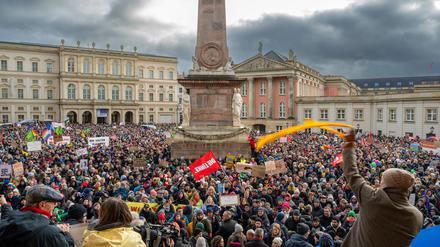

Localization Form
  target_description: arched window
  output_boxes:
[83,84,91,100]
[241,104,248,118]
[67,58,75,72]
[259,103,266,118]
[126,62,132,76]
[112,60,119,75]
[67,84,76,100]
[98,85,105,100]
[112,86,119,100]
[279,102,286,118]
[125,86,133,101]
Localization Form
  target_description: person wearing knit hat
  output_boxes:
[340,130,423,247]
[284,223,312,247]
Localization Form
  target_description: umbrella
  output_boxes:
[410,225,440,247]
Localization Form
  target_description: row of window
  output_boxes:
[2,114,54,123]
[0,88,50,100]
[0,60,54,73]
[303,108,438,122]
[240,80,288,97]
[67,84,174,102]
[65,58,174,79]
[239,102,287,119]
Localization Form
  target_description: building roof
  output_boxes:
[351,76,440,89]
[264,51,288,63]
[0,40,177,60]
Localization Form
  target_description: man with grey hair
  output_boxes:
[341,130,423,247]
[0,184,74,247]
[245,228,269,247]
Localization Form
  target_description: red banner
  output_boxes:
[332,153,343,167]
[189,151,221,181]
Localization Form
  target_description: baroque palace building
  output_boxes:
[234,49,440,138]
[0,40,182,124]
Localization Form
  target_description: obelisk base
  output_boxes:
[170,126,251,159]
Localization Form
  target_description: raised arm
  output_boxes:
[342,131,377,205]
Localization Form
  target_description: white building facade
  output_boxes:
[0,41,182,124]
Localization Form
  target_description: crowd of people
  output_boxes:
[0,122,439,247]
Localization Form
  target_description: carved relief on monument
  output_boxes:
[234,57,291,72]
[199,42,224,69]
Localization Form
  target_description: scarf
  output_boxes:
[21,206,52,219]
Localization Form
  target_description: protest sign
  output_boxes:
[235,163,253,174]
[129,146,140,152]
[265,160,276,171]
[252,165,266,178]
[76,148,88,157]
[275,160,288,174]
[13,162,24,177]
[279,137,288,143]
[88,137,110,147]
[409,193,416,205]
[164,131,171,139]
[219,195,239,206]
[70,223,88,247]
[0,164,12,178]
[225,154,235,164]
[80,159,88,170]
[133,158,145,168]
[48,136,71,145]
[27,141,42,152]
[52,122,65,129]
[217,183,224,193]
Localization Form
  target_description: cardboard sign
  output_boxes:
[279,137,288,143]
[235,163,253,174]
[13,162,24,177]
[76,148,88,157]
[275,160,288,174]
[27,141,42,152]
[133,158,145,167]
[88,137,110,147]
[252,165,266,178]
[48,136,71,145]
[219,195,240,206]
[265,160,276,171]
[0,164,12,178]
[80,159,88,170]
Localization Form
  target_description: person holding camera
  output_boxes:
[82,197,146,247]
[0,184,74,247]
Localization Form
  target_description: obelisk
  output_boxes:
[171,0,250,159]
[195,0,229,71]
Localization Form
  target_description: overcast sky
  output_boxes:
[1,0,440,78]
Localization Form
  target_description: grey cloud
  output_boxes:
[1,0,440,78]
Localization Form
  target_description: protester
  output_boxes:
[285,223,313,247]
[340,130,423,247]
[0,185,73,247]
[246,228,269,247]
[0,122,439,247]
[82,197,145,247]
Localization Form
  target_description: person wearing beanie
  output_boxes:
[341,131,423,247]
[274,212,289,239]
[284,223,313,247]
[66,203,87,225]
[227,224,247,247]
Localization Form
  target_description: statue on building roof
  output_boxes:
[258,41,263,54]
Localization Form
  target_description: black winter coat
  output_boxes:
[0,209,74,247]
[284,234,313,247]
[217,219,237,241]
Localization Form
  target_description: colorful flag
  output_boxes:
[25,130,36,142]
[189,151,221,181]
[332,153,343,167]
[31,129,38,137]
[55,126,63,136]
[42,129,52,141]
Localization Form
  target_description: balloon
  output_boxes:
[256,119,353,151]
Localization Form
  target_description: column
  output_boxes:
[288,76,294,117]
[267,77,273,119]
[248,78,255,118]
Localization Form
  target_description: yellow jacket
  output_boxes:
[82,226,146,247]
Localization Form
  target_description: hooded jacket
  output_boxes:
[82,222,146,247]
[341,147,423,247]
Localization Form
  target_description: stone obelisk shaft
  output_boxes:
[195,0,229,70]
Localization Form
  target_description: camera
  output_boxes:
[134,223,180,247]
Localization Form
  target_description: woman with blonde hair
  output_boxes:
[191,191,203,208]
[82,197,145,247]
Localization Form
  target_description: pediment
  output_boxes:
[233,55,293,72]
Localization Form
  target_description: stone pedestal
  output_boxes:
[171,75,250,159]
[170,126,250,159]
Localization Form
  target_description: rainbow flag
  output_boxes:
[25,130,36,142]
[32,129,38,137]
[42,129,52,141]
